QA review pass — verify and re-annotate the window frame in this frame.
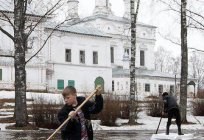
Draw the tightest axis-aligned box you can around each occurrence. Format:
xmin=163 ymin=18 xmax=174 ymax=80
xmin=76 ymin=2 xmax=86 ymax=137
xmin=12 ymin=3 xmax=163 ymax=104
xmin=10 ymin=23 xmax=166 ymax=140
xmin=79 ymin=50 xmax=85 ymax=64
xmin=65 ymin=49 xmax=71 ymax=62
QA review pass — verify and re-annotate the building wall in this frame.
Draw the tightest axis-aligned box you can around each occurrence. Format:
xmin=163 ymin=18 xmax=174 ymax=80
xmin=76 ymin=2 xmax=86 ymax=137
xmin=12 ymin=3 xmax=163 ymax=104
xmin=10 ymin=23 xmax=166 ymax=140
xmin=44 ymin=31 xmax=112 ymax=92
xmin=0 ymin=65 xmax=47 ymax=91
xmin=112 ymin=76 xmax=197 ymax=97
xmin=81 ymin=19 xmax=156 ymax=70
xmin=48 ymin=64 xmax=112 ymax=92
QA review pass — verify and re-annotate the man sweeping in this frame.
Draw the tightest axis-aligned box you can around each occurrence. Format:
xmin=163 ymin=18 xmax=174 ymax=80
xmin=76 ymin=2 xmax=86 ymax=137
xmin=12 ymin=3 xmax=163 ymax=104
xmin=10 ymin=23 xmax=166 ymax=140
xmin=162 ymin=92 xmax=184 ymax=135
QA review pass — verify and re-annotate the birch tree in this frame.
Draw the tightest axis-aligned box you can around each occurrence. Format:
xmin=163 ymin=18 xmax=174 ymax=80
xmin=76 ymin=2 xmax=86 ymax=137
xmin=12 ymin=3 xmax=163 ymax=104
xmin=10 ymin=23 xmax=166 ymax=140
xmin=180 ymin=0 xmax=188 ymax=123
xmin=0 ymin=0 xmax=65 ymax=127
xmin=129 ymin=0 xmax=140 ymax=124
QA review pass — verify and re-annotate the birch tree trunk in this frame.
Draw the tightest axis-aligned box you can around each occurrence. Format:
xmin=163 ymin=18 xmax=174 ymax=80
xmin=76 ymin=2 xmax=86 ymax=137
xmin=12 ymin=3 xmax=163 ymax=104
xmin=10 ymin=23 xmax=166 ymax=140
xmin=14 ymin=0 xmax=28 ymax=126
xmin=129 ymin=0 xmax=140 ymax=125
xmin=180 ymin=0 xmax=188 ymax=123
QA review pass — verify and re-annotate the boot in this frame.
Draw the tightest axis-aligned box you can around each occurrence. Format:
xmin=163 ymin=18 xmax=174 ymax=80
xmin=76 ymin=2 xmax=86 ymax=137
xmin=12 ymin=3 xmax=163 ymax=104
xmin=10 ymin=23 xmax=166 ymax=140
xmin=178 ymin=126 xmax=184 ymax=135
xmin=166 ymin=125 xmax=170 ymax=135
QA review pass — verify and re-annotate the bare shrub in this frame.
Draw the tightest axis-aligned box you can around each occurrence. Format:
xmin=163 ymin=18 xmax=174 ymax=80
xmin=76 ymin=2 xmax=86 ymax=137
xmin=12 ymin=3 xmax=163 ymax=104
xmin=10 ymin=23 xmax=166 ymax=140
xmin=31 ymin=96 xmax=63 ymax=129
xmin=145 ymin=96 xmax=163 ymax=117
xmin=197 ymin=89 xmax=204 ymax=99
xmin=92 ymin=94 xmax=140 ymax=126
xmin=97 ymin=94 xmax=120 ymax=126
xmin=0 ymin=102 xmax=3 ymax=109
xmin=191 ymin=99 xmax=204 ymax=116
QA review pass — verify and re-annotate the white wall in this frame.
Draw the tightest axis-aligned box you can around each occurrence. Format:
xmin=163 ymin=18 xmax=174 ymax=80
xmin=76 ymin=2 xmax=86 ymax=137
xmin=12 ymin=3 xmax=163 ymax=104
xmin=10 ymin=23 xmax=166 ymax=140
xmin=81 ymin=19 xmax=156 ymax=70
xmin=45 ymin=31 xmax=112 ymax=92
xmin=112 ymin=76 xmax=197 ymax=97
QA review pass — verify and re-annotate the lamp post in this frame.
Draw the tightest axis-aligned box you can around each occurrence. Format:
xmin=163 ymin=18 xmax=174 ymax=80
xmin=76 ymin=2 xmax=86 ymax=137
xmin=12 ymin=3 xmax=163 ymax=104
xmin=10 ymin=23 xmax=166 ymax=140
xmin=174 ymin=60 xmax=179 ymax=97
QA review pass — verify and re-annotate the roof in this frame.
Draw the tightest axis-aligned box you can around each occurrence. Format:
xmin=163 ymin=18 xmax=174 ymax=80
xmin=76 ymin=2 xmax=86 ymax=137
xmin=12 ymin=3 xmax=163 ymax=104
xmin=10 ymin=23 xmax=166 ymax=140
xmin=45 ymin=23 xmax=111 ymax=38
xmin=113 ymin=68 xmax=176 ymax=79
xmin=113 ymin=68 xmax=198 ymax=81
xmin=83 ymin=14 xmax=157 ymax=28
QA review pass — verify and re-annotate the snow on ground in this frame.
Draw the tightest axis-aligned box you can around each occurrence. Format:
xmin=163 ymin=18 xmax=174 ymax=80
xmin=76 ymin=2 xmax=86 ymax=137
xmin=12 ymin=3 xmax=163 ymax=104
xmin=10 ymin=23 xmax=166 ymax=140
xmin=91 ymin=111 xmax=204 ymax=131
xmin=0 ymin=90 xmax=64 ymax=103
xmin=1 ymin=90 xmax=204 ymax=132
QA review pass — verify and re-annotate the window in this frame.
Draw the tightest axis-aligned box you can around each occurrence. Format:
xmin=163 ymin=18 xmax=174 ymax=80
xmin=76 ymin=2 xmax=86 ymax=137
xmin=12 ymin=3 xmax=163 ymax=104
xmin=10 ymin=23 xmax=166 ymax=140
xmin=140 ymin=50 xmax=145 ymax=66
xmin=57 ymin=80 xmax=64 ymax=90
xmin=124 ymin=48 xmax=130 ymax=55
xmin=111 ymin=47 xmax=114 ymax=63
xmin=159 ymin=85 xmax=163 ymax=94
xmin=93 ymin=51 xmax=98 ymax=64
xmin=170 ymin=85 xmax=174 ymax=93
xmin=80 ymin=50 xmax=85 ymax=63
xmin=126 ymin=81 xmax=128 ymax=89
xmin=112 ymin=80 xmax=114 ymax=91
xmin=65 ymin=49 xmax=71 ymax=62
xmin=117 ymin=82 xmax=119 ymax=90
xmin=0 ymin=69 xmax=2 ymax=81
xmin=145 ymin=84 xmax=150 ymax=92
xmin=68 ymin=80 xmax=75 ymax=87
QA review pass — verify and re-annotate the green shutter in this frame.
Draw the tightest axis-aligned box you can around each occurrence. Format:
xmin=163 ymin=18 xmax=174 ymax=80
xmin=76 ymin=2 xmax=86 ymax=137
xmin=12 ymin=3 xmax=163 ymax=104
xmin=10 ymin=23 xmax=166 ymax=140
xmin=57 ymin=80 xmax=64 ymax=90
xmin=94 ymin=77 xmax=104 ymax=92
xmin=0 ymin=69 xmax=2 ymax=81
xmin=68 ymin=80 xmax=75 ymax=87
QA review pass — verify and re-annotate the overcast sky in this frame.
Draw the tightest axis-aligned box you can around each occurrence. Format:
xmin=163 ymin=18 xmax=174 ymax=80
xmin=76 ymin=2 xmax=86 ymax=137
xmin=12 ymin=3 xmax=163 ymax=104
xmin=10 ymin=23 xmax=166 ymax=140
xmin=77 ymin=0 xmax=204 ymax=57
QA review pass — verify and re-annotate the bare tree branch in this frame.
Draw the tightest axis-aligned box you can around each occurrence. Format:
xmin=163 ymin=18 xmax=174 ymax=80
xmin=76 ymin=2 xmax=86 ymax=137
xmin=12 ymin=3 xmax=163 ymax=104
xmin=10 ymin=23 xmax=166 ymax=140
xmin=158 ymin=0 xmax=204 ymax=30
xmin=0 ymin=26 xmax=14 ymax=41
xmin=25 ymin=18 xmax=86 ymax=64
xmin=0 ymin=54 xmax=14 ymax=58
xmin=0 ymin=11 xmax=15 ymax=28
xmin=26 ymin=0 xmax=64 ymax=39
xmin=189 ymin=47 xmax=204 ymax=52
xmin=158 ymin=31 xmax=181 ymax=46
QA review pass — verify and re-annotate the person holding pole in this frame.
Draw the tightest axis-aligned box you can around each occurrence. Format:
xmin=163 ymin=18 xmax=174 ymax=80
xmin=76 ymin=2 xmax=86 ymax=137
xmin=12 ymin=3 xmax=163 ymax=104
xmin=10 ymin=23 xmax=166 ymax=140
xmin=58 ymin=86 xmax=103 ymax=140
xmin=162 ymin=92 xmax=184 ymax=135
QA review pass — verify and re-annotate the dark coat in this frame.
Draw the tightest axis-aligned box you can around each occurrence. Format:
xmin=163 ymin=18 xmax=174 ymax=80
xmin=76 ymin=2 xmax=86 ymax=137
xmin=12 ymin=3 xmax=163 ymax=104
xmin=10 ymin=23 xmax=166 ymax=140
xmin=163 ymin=95 xmax=179 ymax=113
xmin=58 ymin=95 xmax=103 ymax=140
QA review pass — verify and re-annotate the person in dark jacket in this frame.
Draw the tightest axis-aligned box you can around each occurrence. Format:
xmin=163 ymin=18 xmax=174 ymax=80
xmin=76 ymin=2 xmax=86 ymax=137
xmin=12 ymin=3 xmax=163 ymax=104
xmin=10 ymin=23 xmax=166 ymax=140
xmin=162 ymin=92 xmax=184 ymax=135
xmin=58 ymin=86 xmax=103 ymax=140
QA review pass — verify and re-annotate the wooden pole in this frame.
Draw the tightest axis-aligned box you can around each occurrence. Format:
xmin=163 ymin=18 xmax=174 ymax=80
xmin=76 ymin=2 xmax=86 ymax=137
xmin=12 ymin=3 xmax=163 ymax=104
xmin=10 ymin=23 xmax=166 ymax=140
xmin=47 ymin=85 xmax=102 ymax=140
xmin=155 ymin=116 xmax=162 ymax=134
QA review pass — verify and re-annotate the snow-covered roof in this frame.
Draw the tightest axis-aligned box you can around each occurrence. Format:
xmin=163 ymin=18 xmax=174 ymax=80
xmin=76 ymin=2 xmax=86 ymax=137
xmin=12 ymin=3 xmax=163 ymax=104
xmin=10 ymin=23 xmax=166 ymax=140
xmin=45 ymin=23 xmax=111 ymax=38
xmin=83 ymin=14 xmax=157 ymax=28
xmin=113 ymin=68 xmax=197 ymax=81
xmin=113 ymin=68 xmax=177 ymax=79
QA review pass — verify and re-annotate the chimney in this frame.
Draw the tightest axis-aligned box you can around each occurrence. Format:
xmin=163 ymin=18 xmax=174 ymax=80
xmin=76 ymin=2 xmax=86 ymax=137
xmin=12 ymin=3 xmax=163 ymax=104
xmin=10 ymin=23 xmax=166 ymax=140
xmin=67 ymin=0 xmax=79 ymax=20
xmin=123 ymin=0 xmax=130 ymax=19
xmin=93 ymin=0 xmax=112 ymax=16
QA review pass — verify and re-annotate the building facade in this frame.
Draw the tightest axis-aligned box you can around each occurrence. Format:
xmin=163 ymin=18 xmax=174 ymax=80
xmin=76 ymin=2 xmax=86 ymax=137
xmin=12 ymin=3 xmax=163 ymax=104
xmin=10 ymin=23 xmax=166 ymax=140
xmin=0 ymin=0 xmax=197 ymax=96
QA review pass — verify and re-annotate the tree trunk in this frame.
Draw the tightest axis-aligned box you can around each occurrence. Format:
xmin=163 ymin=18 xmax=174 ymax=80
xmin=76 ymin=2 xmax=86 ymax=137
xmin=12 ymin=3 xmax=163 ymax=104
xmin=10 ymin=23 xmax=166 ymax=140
xmin=14 ymin=0 xmax=28 ymax=127
xmin=129 ymin=0 xmax=140 ymax=125
xmin=180 ymin=0 xmax=188 ymax=123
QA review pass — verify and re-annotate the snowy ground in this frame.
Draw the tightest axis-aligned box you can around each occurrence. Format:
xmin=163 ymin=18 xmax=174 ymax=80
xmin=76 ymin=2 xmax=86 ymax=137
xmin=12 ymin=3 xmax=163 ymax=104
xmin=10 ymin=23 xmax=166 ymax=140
xmin=0 ymin=91 xmax=204 ymax=139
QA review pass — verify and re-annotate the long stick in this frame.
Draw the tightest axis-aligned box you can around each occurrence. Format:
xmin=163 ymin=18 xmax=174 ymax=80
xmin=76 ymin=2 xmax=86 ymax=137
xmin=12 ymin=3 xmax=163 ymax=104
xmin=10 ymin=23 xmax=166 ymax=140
xmin=47 ymin=86 xmax=102 ymax=140
xmin=155 ymin=116 xmax=162 ymax=134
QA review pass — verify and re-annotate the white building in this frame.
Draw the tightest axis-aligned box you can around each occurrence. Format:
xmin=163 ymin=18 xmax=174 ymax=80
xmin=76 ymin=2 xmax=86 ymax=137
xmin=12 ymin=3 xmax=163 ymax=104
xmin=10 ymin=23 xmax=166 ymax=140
xmin=0 ymin=0 xmax=197 ymax=96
